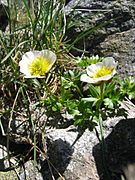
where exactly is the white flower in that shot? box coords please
[19,50,56,78]
[80,57,117,84]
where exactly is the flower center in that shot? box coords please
[93,66,114,78]
[28,56,50,76]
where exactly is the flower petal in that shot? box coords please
[86,62,106,77]
[24,75,45,78]
[80,74,99,83]
[19,51,41,76]
[19,59,31,76]
[102,57,117,67]
[81,56,117,84]
[22,51,40,63]
[40,50,56,72]
[19,50,56,78]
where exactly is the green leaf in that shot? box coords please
[104,98,114,109]
[1,47,16,63]
[89,84,100,98]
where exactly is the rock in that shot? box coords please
[0,0,8,31]
[65,0,135,55]
[0,125,99,180]
[98,28,135,78]
[93,118,135,180]
[0,104,135,180]
[39,104,135,180]
[65,0,135,78]
[19,160,43,180]
[44,127,99,180]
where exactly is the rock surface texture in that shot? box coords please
[0,1,8,31]
[99,28,135,78]
[65,0,135,78]
[1,106,135,180]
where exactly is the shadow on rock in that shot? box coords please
[40,138,74,180]
[93,118,135,180]
[0,4,8,31]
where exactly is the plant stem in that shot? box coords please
[98,83,110,179]
[99,83,104,142]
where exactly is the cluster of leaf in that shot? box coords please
[119,76,135,100]
[41,55,135,128]
[76,55,104,66]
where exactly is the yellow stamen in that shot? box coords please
[93,66,114,78]
[28,56,50,76]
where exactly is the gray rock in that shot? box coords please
[0,0,8,31]
[65,0,135,78]
[65,0,135,55]
[40,127,99,180]
[0,104,135,180]
[98,28,135,78]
